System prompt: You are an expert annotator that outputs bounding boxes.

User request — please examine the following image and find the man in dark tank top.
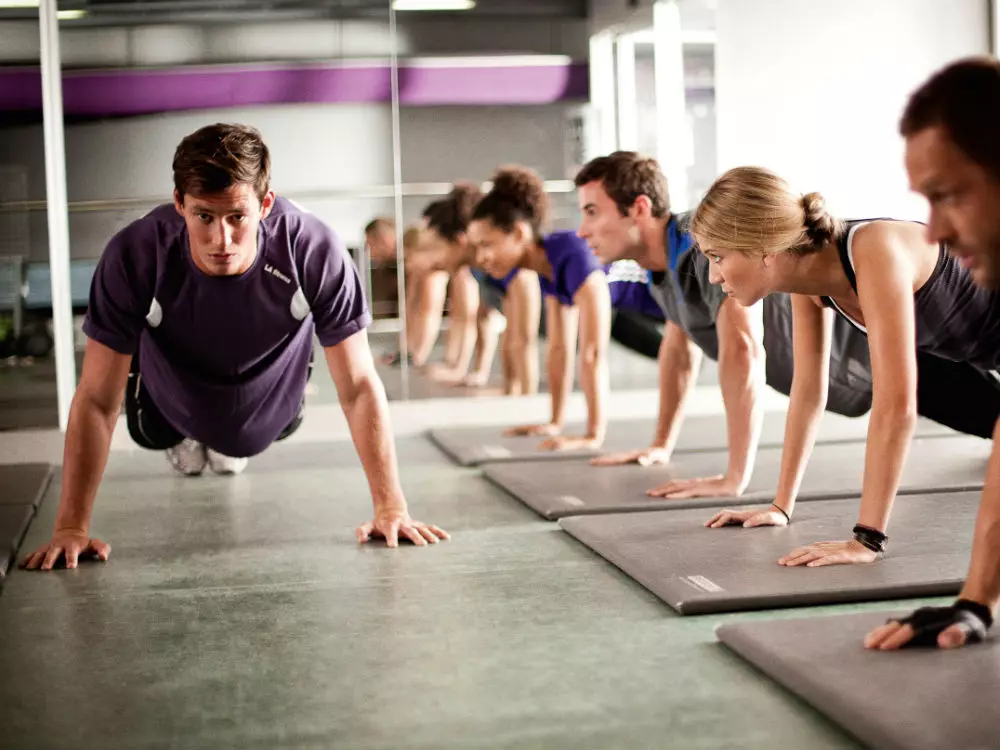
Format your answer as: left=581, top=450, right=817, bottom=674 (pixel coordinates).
left=867, top=57, right=1000, bottom=653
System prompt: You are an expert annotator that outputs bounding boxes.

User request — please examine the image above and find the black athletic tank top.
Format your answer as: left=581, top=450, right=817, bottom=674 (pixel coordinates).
left=821, top=219, right=1000, bottom=371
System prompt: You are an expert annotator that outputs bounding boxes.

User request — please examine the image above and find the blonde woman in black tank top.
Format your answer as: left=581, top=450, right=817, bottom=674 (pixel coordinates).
left=690, top=166, right=1000, bottom=570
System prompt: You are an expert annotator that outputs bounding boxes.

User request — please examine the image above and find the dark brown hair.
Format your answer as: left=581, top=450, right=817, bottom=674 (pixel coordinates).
left=574, top=151, right=670, bottom=217
left=172, top=123, right=271, bottom=203
left=423, top=181, right=484, bottom=241
left=901, top=56, right=1000, bottom=179
left=472, top=166, right=550, bottom=238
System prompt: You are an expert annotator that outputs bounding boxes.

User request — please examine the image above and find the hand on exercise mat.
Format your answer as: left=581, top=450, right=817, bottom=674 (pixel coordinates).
left=539, top=434, right=602, bottom=452
left=20, top=529, right=111, bottom=571
left=503, top=422, right=561, bottom=438
left=778, top=539, right=877, bottom=567
left=864, top=603, right=989, bottom=651
left=356, top=509, right=450, bottom=548
left=645, top=474, right=743, bottom=499
left=590, top=446, right=672, bottom=467
left=704, top=506, right=788, bottom=529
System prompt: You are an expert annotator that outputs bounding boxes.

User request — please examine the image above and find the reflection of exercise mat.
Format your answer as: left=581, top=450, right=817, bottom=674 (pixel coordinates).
left=430, top=410, right=950, bottom=467
left=0, top=463, right=51, bottom=583
left=717, top=611, right=1000, bottom=750
left=484, top=434, right=988, bottom=520
left=560, top=491, right=979, bottom=614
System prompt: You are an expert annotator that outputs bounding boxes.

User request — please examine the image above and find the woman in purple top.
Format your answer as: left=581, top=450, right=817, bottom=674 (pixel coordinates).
left=20, top=123, right=448, bottom=573
left=468, top=166, right=612, bottom=451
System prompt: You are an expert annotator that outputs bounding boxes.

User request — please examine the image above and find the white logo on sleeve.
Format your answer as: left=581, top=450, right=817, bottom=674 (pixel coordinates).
left=146, top=298, right=163, bottom=328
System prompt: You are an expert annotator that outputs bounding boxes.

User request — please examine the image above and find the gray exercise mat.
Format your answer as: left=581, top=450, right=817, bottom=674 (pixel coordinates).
left=716, top=612, right=1000, bottom=750
left=0, top=464, right=50, bottom=583
left=432, top=413, right=955, bottom=466
left=0, top=505, right=36, bottom=582
left=0, top=463, right=53, bottom=507
left=559, top=491, right=978, bottom=614
left=484, top=433, right=989, bottom=520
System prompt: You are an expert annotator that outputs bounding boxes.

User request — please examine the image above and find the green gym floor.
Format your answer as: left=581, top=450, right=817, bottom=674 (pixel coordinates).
left=0, top=427, right=945, bottom=749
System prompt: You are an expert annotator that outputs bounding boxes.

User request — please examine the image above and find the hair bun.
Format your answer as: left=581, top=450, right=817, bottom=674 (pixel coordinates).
left=490, top=166, right=549, bottom=225
left=449, top=181, right=483, bottom=219
left=801, top=192, right=836, bottom=246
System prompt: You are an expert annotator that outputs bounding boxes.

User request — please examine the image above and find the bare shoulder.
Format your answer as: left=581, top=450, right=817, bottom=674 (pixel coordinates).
left=851, top=220, right=934, bottom=271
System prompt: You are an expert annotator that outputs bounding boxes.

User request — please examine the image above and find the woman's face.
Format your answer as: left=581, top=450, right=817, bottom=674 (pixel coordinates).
left=468, top=218, right=527, bottom=278
left=696, top=235, right=776, bottom=306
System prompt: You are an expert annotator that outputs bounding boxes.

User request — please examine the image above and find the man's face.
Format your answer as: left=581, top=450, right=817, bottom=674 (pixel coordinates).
left=174, top=184, right=274, bottom=277
left=906, top=125, right=1000, bottom=289
left=576, top=181, right=639, bottom=264
left=366, top=226, right=397, bottom=263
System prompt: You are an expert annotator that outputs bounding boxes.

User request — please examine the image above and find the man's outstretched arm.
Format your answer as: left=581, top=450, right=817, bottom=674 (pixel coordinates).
left=325, top=329, right=449, bottom=547
left=22, top=338, right=127, bottom=570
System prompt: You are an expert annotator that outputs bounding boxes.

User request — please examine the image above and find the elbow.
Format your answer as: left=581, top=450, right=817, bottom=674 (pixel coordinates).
left=506, top=332, right=534, bottom=356
left=871, top=392, right=918, bottom=430
left=579, top=341, right=605, bottom=372
left=664, top=334, right=699, bottom=375
left=719, top=330, right=764, bottom=377
left=74, top=387, right=121, bottom=428
left=340, top=374, right=382, bottom=413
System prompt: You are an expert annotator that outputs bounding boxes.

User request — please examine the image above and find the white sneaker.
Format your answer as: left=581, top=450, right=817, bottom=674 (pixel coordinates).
left=166, top=439, right=207, bottom=476
left=206, top=448, right=249, bottom=476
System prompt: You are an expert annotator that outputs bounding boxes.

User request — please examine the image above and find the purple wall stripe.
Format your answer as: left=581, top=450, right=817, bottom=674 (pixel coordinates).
left=0, top=61, right=589, bottom=117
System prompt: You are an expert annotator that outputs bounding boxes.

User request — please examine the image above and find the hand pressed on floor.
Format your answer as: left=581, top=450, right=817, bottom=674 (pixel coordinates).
left=20, top=529, right=111, bottom=571
left=357, top=509, right=450, bottom=548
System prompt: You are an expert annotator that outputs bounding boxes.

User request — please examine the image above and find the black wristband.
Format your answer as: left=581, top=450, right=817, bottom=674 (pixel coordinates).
left=770, top=504, right=790, bottom=523
left=852, top=523, right=888, bottom=553
left=955, top=599, right=995, bottom=629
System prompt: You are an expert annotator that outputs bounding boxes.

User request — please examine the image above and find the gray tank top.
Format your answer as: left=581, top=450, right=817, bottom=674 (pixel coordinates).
left=648, top=212, right=873, bottom=417
left=823, top=219, right=1000, bottom=370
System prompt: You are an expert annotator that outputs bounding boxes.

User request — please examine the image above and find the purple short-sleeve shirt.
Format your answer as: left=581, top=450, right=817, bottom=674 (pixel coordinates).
left=538, top=230, right=604, bottom=305
left=83, top=196, right=371, bottom=457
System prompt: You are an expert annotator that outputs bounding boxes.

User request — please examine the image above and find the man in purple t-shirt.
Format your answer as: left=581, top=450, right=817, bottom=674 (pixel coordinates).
left=22, top=123, right=449, bottom=572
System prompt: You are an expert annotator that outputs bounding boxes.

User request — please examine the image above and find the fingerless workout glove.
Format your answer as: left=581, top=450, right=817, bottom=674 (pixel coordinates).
left=891, top=599, right=994, bottom=648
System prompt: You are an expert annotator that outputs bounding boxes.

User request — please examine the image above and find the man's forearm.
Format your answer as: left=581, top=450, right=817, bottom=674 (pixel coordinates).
left=960, top=423, right=1000, bottom=610
left=653, top=333, right=701, bottom=452
left=342, top=376, right=406, bottom=509
left=718, top=343, right=764, bottom=490
left=55, top=397, right=117, bottom=533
